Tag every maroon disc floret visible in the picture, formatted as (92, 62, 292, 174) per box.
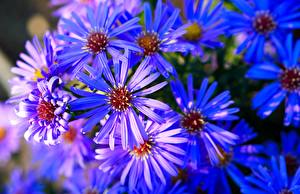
(181, 110, 205, 133)
(109, 86, 132, 111)
(37, 100, 56, 121)
(280, 68, 300, 91)
(86, 32, 109, 54)
(253, 11, 277, 34)
(137, 32, 160, 56)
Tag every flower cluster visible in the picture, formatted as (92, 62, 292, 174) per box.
(2, 0, 300, 193)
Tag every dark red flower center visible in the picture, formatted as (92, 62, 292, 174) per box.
(86, 32, 108, 54)
(131, 140, 153, 158)
(109, 87, 132, 111)
(37, 100, 56, 121)
(253, 11, 277, 34)
(137, 32, 160, 56)
(285, 155, 299, 176)
(0, 127, 6, 141)
(181, 110, 205, 133)
(279, 189, 293, 194)
(84, 188, 99, 194)
(280, 68, 300, 91)
(62, 127, 77, 143)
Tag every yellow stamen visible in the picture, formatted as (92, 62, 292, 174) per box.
(184, 22, 203, 41)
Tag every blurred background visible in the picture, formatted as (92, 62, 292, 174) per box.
(0, 0, 57, 100)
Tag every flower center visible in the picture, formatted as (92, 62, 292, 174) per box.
(181, 110, 205, 133)
(86, 32, 108, 54)
(62, 127, 77, 143)
(279, 189, 293, 194)
(253, 11, 277, 34)
(285, 155, 299, 176)
(183, 22, 203, 41)
(84, 188, 99, 194)
(109, 86, 132, 111)
(217, 148, 233, 167)
(137, 32, 160, 56)
(280, 68, 300, 91)
(33, 67, 49, 81)
(0, 127, 6, 141)
(131, 140, 153, 159)
(37, 100, 56, 121)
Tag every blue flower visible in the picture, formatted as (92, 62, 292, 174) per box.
(95, 114, 187, 191)
(241, 156, 300, 194)
(265, 131, 300, 176)
(201, 120, 265, 194)
(9, 33, 58, 103)
(170, 75, 239, 166)
(57, 3, 141, 75)
(17, 76, 71, 145)
(175, 0, 226, 57)
(69, 53, 170, 149)
(225, 0, 300, 62)
(131, 0, 191, 78)
(246, 34, 300, 127)
(5, 168, 44, 194)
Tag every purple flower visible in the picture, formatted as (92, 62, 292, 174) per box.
(130, 0, 191, 78)
(56, 3, 141, 75)
(9, 33, 58, 103)
(95, 113, 187, 191)
(17, 76, 71, 145)
(0, 103, 20, 164)
(69, 53, 170, 149)
(175, 0, 227, 57)
(246, 34, 300, 127)
(170, 75, 239, 166)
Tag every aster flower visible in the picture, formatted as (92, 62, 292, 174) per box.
(131, 0, 191, 78)
(9, 33, 58, 103)
(246, 34, 300, 127)
(0, 104, 20, 164)
(174, 0, 227, 57)
(225, 0, 300, 62)
(63, 163, 115, 194)
(5, 168, 44, 194)
(69, 54, 170, 149)
(50, 0, 99, 18)
(99, 0, 142, 16)
(17, 76, 71, 145)
(241, 156, 300, 194)
(201, 120, 265, 194)
(30, 120, 93, 180)
(95, 114, 187, 191)
(170, 75, 239, 166)
(57, 3, 141, 75)
(265, 131, 300, 176)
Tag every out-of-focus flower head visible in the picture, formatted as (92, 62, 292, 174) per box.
(9, 33, 59, 103)
(69, 53, 170, 149)
(56, 3, 141, 75)
(17, 76, 71, 145)
(0, 103, 20, 165)
(170, 74, 239, 167)
(265, 130, 300, 176)
(225, 0, 300, 62)
(246, 34, 300, 127)
(201, 120, 265, 194)
(241, 156, 300, 194)
(5, 168, 44, 194)
(95, 113, 187, 192)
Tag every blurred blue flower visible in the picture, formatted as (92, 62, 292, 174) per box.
(246, 34, 300, 127)
(95, 113, 187, 191)
(241, 156, 300, 194)
(265, 131, 300, 176)
(201, 120, 265, 194)
(69, 54, 169, 149)
(175, 0, 226, 57)
(9, 33, 58, 103)
(225, 0, 300, 62)
(57, 3, 140, 75)
(170, 75, 239, 166)
(5, 168, 44, 194)
(17, 77, 71, 145)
